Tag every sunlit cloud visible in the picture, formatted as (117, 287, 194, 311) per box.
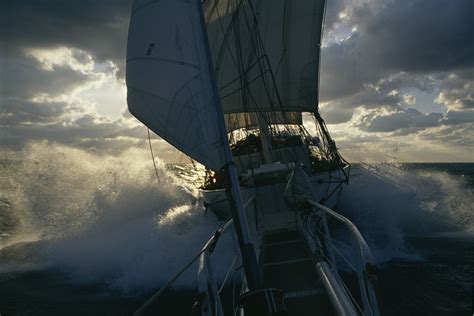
(435, 73, 474, 111)
(26, 47, 95, 73)
(26, 46, 127, 120)
(1, 0, 472, 162)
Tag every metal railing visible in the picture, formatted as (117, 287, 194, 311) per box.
(135, 194, 379, 316)
(306, 200, 380, 316)
(197, 218, 234, 316)
(197, 194, 256, 316)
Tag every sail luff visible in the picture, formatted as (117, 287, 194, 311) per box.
(196, 0, 262, 291)
(314, 0, 328, 112)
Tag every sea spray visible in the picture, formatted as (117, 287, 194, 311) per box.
(1, 143, 235, 293)
(337, 163, 473, 263)
(2, 143, 472, 294)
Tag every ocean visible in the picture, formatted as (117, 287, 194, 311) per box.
(1, 144, 473, 315)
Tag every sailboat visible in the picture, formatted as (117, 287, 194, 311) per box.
(126, 0, 380, 315)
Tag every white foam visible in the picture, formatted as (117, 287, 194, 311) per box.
(1, 143, 236, 293)
(337, 163, 473, 263)
(2, 144, 472, 292)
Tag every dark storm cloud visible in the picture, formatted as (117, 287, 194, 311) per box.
(320, 0, 474, 125)
(418, 123, 474, 147)
(357, 108, 442, 133)
(320, 105, 354, 124)
(443, 110, 474, 125)
(357, 108, 474, 134)
(2, 96, 146, 152)
(2, 0, 471, 98)
(0, 0, 143, 153)
(436, 69, 474, 110)
(1, 98, 67, 125)
(1, 0, 473, 155)
(3, 0, 471, 83)
(0, 0, 131, 70)
(352, 0, 474, 73)
(1, 56, 90, 99)
(323, 0, 346, 32)
(320, 71, 432, 122)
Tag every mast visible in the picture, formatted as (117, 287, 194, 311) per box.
(126, 0, 261, 290)
(197, 0, 261, 291)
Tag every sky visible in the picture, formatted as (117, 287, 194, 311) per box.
(1, 0, 473, 162)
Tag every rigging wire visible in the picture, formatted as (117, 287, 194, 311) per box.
(147, 128, 161, 182)
(134, 246, 208, 316)
(204, 0, 348, 174)
(133, 219, 232, 316)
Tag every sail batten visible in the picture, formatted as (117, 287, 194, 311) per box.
(127, 57, 200, 69)
(126, 0, 227, 170)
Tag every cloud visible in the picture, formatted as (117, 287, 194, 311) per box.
(320, 103, 354, 124)
(330, 119, 474, 162)
(322, 105, 474, 162)
(1, 97, 138, 151)
(320, 71, 436, 124)
(346, 0, 474, 73)
(357, 108, 443, 133)
(0, 45, 138, 153)
(1, 46, 123, 107)
(0, 0, 131, 73)
(0, 44, 177, 157)
(0, 56, 90, 99)
(323, 0, 347, 32)
(26, 47, 96, 73)
(418, 123, 474, 148)
(319, 0, 474, 129)
(1, 0, 473, 162)
(435, 71, 474, 110)
(355, 107, 474, 133)
(443, 110, 474, 125)
(1, 98, 67, 125)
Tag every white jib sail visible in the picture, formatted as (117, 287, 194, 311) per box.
(126, 0, 227, 170)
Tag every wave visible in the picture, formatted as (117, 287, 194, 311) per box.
(337, 163, 473, 262)
(1, 143, 472, 292)
(1, 143, 234, 294)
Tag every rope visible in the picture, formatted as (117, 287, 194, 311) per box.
(218, 254, 239, 294)
(336, 271, 366, 316)
(147, 128, 160, 182)
(134, 221, 228, 316)
(133, 246, 207, 316)
(330, 239, 358, 272)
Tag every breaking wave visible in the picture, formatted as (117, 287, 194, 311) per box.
(1, 143, 472, 292)
(337, 163, 473, 262)
(1, 143, 234, 293)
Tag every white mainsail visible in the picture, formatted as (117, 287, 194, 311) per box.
(126, 0, 227, 170)
(225, 111, 301, 132)
(204, 0, 326, 117)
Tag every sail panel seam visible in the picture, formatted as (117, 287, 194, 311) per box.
(127, 57, 199, 69)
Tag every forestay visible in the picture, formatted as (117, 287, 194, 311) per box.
(204, 0, 326, 115)
(126, 0, 227, 170)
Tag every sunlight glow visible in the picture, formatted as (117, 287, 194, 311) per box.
(26, 46, 127, 120)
